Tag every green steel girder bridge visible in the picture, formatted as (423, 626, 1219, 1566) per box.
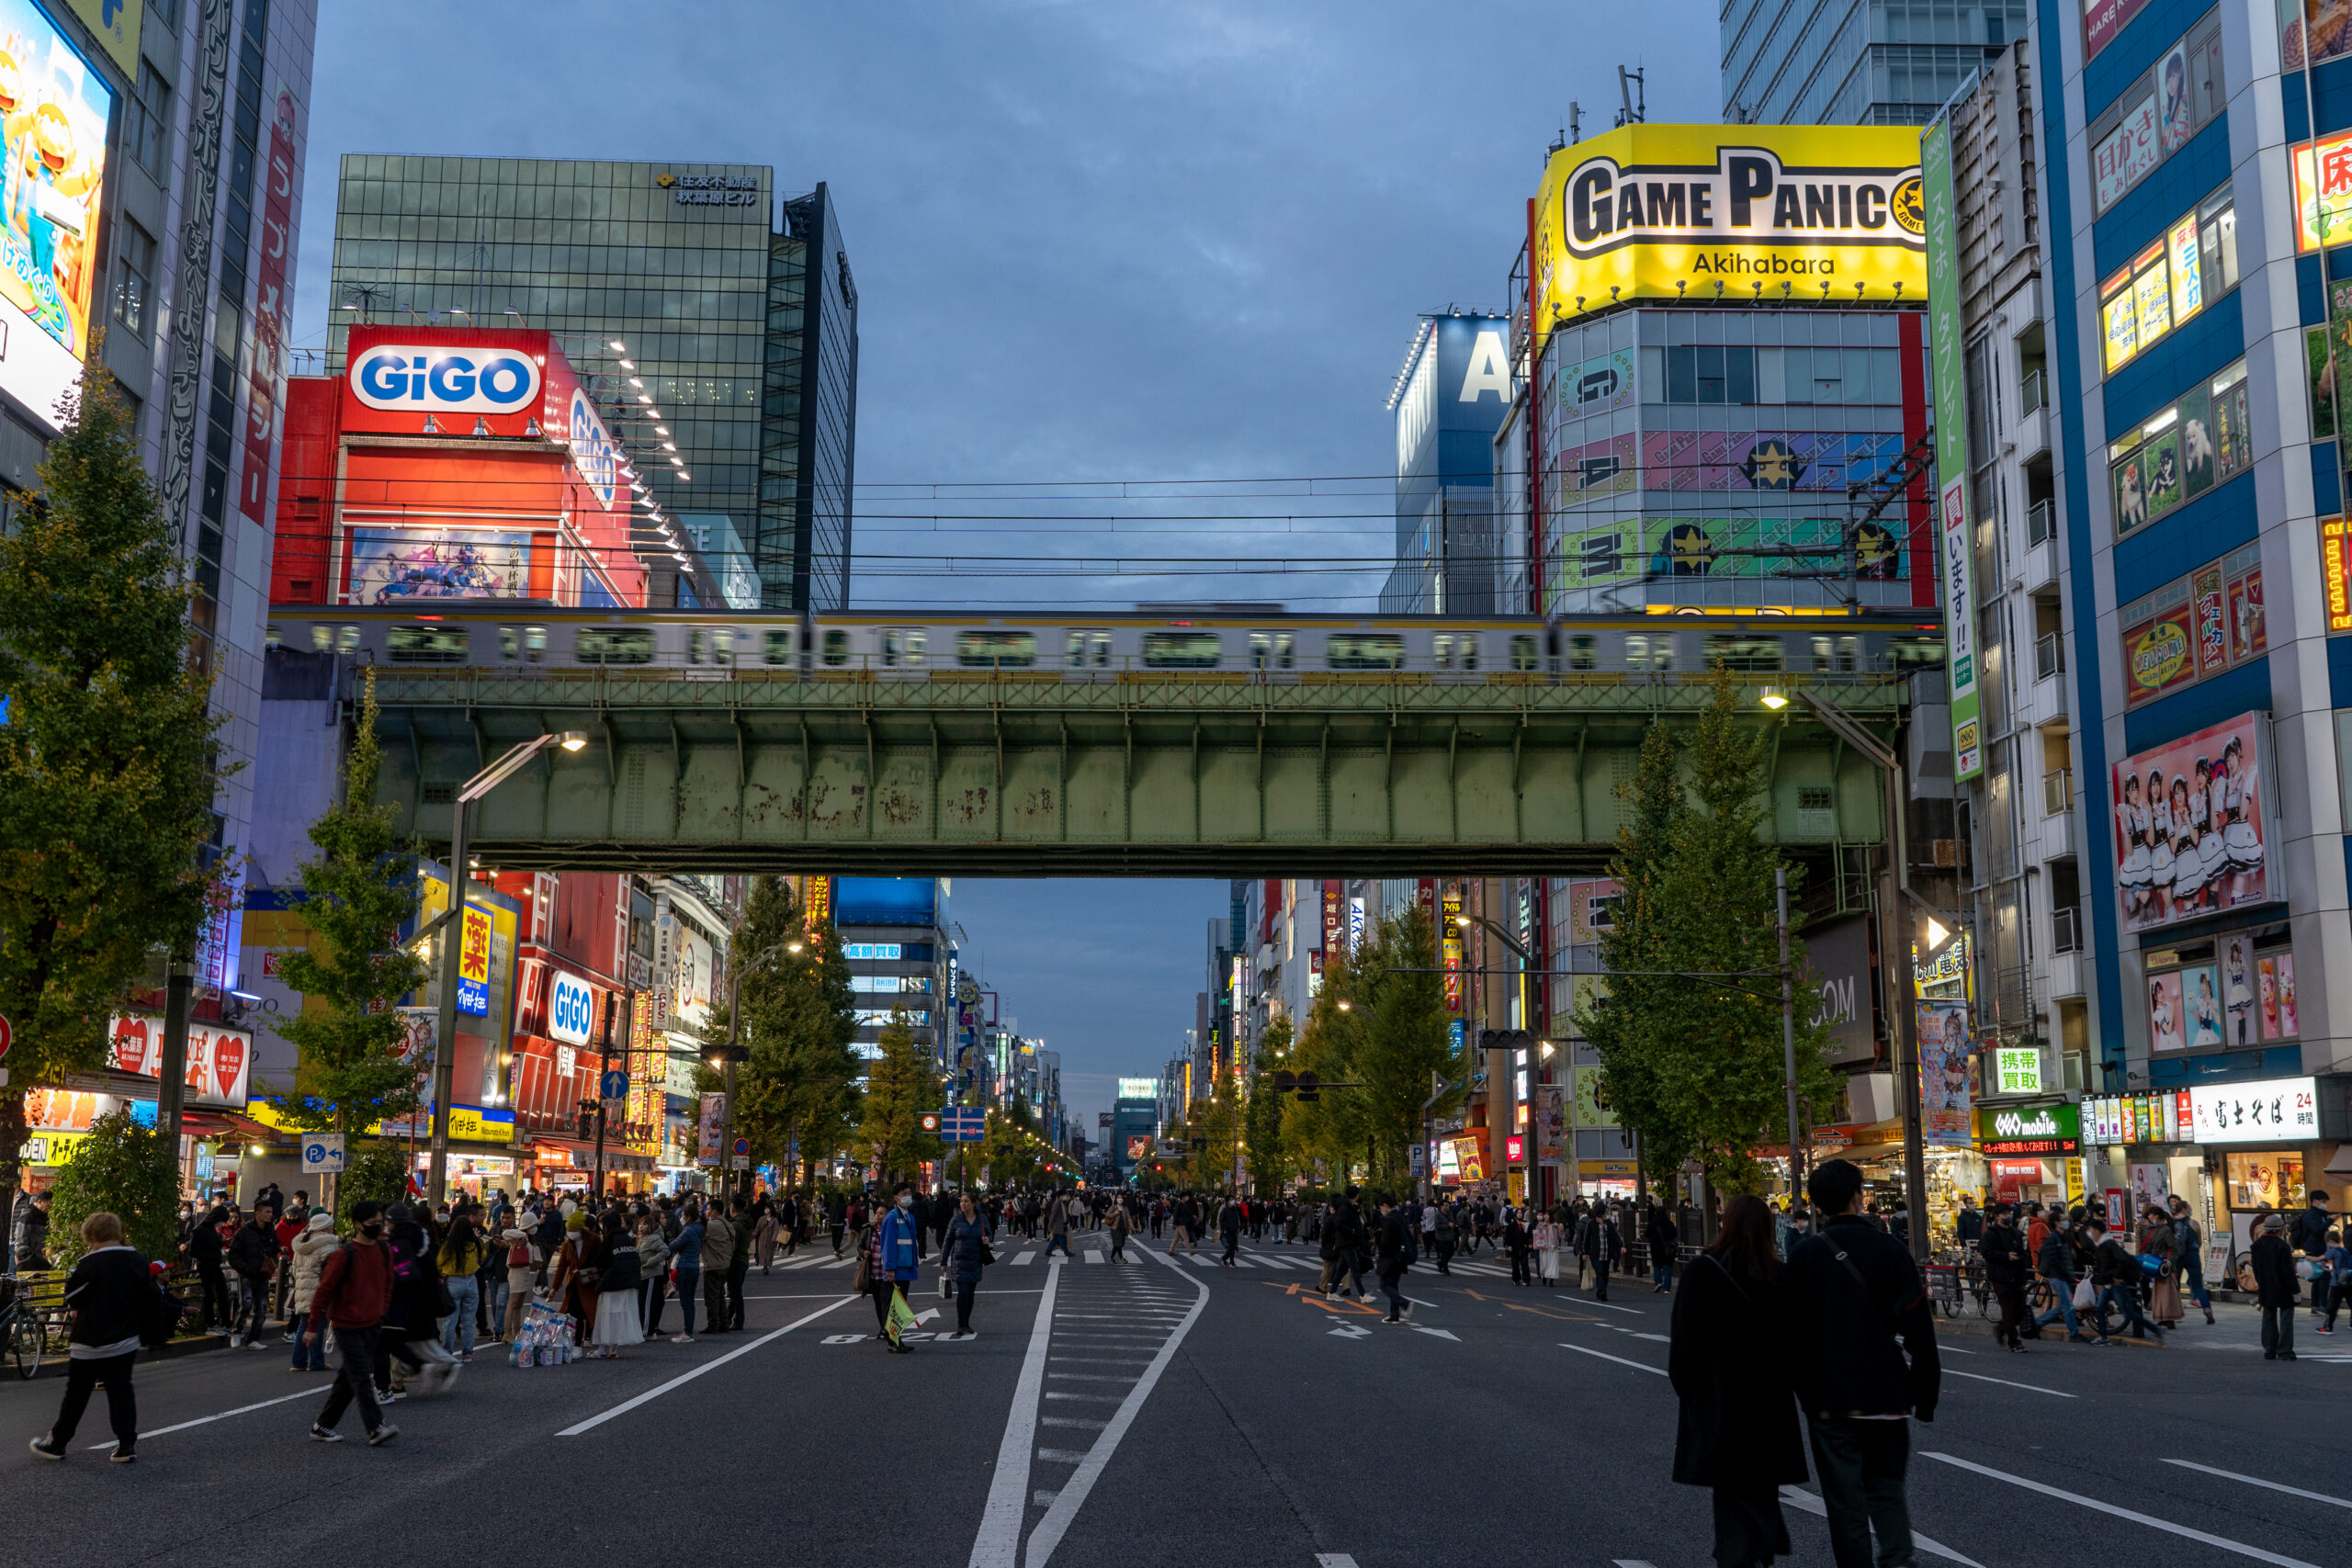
(364, 668, 1908, 875)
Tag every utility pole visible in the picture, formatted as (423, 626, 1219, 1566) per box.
(1777, 868, 1803, 1205)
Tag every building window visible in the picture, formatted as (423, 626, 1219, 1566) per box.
(127, 62, 171, 182)
(2099, 183, 2235, 373)
(113, 220, 155, 338)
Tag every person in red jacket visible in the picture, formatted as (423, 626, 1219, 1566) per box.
(303, 1201, 397, 1446)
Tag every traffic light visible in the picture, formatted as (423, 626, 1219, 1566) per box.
(1478, 1029, 1538, 1054)
(575, 1106, 594, 1140)
(708, 1044, 751, 1065)
(1271, 1069, 1319, 1102)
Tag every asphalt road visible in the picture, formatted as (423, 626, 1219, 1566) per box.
(3, 1232, 2348, 1568)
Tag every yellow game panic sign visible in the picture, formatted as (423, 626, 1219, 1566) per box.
(1533, 125, 1927, 339)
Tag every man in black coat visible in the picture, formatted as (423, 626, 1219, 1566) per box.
(1978, 1202, 2030, 1350)
(1575, 1203, 1622, 1301)
(2290, 1190, 2333, 1314)
(2251, 1212, 2302, 1360)
(1788, 1159, 1939, 1568)
(1374, 1197, 1414, 1323)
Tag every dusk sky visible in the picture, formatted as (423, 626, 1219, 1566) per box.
(293, 1, 1712, 1130)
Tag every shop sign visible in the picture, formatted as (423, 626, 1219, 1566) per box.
(547, 971, 596, 1046)
(1994, 1046, 2043, 1095)
(107, 1015, 252, 1108)
(1975, 1102, 2080, 1156)
(457, 906, 492, 1017)
(2188, 1076, 2317, 1145)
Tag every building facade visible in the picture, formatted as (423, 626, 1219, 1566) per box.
(1380, 310, 1515, 613)
(323, 157, 856, 611)
(1722, 0, 2030, 126)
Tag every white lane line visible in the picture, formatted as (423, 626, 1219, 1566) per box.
(1924, 1452, 2323, 1567)
(2160, 1459, 2352, 1510)
(90, 1382, 332, 1448)
(1580, 1298, 1646, 1315)
(1035, 1448, 1091, 1464)
(1317, 1557, 1363, 1568)
(968, 1258, 1064, 1568)
(1611, 1562, 1660, 1567)
(1021, 1245, 1211, 1568)
(1946, 1368, 2077, 1397)
(558, 1294, 857, 1437)
(1778, 1486, 1984, 1566)
(1557, 1341, 1666, 1376)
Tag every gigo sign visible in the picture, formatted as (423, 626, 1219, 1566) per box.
(350, 343, 543, 413)
(548, 971, 596, 1047)
(568, 386, 619, 509)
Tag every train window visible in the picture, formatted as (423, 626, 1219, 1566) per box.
(1249, 631, 1295, 670)
(1705, 635, 1783, 672)
(265, 623, 281, 650)
(1888, 636, 1947, 671)
(1625, 633, 1674, 672)
(688, 629, 738, 666)
(499, 626, 547, 662)
(312, 625, 360, 654)
(578, 627, 655, 665)
(822, 629, 850, 666)
(1328, 634, 1405, 671)
(1143, 631, 1221, 668)
(1433, 634, 1479, 671)
(388, 624, 469, 664)
(957, 630, 1037, 668)
(1566, 635, 1598, 671)
(1512, 634, 1542, 671)
(882, 627, 927, 668)
(763, 629, 795, 665)
(1811, 634, 1859, 673)
(1065, 630, 1111, 668)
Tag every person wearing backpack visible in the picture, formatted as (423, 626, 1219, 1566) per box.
(304, 1200, 397, 1446)
(28, 1212, 156, 1462)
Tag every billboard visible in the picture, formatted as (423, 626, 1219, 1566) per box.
(1532, 125, 1926, 338)
(1922, 118, 1981, 784)
(108, 1016, 253, 1109)
(2109, 712, 2279, 935)
(0, 1, 113, 433)
(835, 876, 938, 928)
(547, 970, 596, 1047)
(1916, 998, 1973, 1145)
(348, 526, 532, 603)
(672, 925, 714, 1028)
(1804, 914, 1875, 1066)
(1115, 1077, 1159, 1102)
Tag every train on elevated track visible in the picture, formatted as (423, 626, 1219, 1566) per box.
(266, 604, 1948, 682)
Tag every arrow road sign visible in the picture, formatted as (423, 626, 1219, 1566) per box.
(600, 1068, 629, 1100)
(302, 1134, 345, 1175)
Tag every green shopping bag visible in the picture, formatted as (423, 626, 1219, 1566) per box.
(886, 1287, 920, 1347)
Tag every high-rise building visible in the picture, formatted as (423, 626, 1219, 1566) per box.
(1721, 0, 2029, 126)
(1381, 311, 1514, 613)
(831, 878, 948, 1066)
(323, 158, 856, 610)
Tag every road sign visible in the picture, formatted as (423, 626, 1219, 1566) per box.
(733, 1137, 750, 1157)
(0, 1011, 11, 1058)
(600, 1068, 629, 1100)
(938, 1108, 986, 1144)
(302, 1134, 345, 1175)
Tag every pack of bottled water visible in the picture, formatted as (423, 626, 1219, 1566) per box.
(512, 1300, 578, 1368)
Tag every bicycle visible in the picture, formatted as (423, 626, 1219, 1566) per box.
(0, 1273, 66, 1380)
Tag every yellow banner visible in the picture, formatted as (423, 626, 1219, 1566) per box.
(62, 0, 140, 78)
(1533, 125, 1927, 342)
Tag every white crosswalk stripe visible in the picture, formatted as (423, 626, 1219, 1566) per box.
(1012, 1252, 1037, 1266)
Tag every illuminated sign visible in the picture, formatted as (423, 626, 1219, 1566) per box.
(567, 385, 618, 509)
(2326, 517, 2352, 633)
(1974, 1102, 2078, 1156)
(2188, 1076, 2318, 1145)
(1532, 125, 1925, 339)
(0, 0, 114, 434)
(349, 343, 544, 413)
(1923, 118, 1981, 784)
(2292, 130, 2352, 253)
(1116, 1078, 1159, 1101)
(843, 942, 901, 961)
(107, 1016, 252, 1108)
(1993, 1047, 2043, 1096)
(457, 906, 492, 1017)
(655, 171, 761, 207)
(547, 970, 595, 1046)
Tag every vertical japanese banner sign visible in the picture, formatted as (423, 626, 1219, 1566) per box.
(1322, 881, 1343, 964)
(456, 907, 492, 1017)
(239, 90, 298, 523)
(1442, 885, 1465, 1015)
(1922, 118, 1982, 783)
(804, 874, 831, 952)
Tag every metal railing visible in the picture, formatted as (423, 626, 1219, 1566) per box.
(2042, 767, 2072, 815)
(2052, 905, 2083, 954)
(2020, 367, 2048, 415)
(2034, 631, 2064, 682)
(2027, 499, 2054, 547)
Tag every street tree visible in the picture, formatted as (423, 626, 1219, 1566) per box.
(266, 669, 430, 1136)
(1293, 907, 1459, 1190)
(0, 364, 230, 1196)
(854, 1006, 941, 1183)
(1243, 1014, 1295, 1192)
(1581, 716, 1689, 1186)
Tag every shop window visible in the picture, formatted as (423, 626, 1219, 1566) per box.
(2224, 1151, 2303, 1212)
(2100, 183, 2235, 373)
(2109, 358, 2251, 540)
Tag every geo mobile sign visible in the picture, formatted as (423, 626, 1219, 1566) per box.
(1530, 124, 1928, 339)
(1921, 116, 1982, 783)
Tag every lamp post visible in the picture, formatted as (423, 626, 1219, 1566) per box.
(1790, 688, 1931, 1264)
(716, 937, 803, 1201)
(429, 730, 588, 1205)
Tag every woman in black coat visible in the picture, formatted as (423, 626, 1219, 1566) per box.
(1669, 1193, 1807, 1567)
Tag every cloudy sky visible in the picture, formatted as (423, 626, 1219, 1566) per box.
(294, 0, 1713, 1131)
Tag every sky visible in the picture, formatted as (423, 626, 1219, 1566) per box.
(295, 0, 1714, 1132)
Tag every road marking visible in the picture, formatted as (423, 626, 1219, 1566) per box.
(93, 1382, 332, 1448)
(1924, 1452, 2323, 1567)
(1329, 1324, 1372, 1338)
(1040, 1416, 1106, 1429)
(1043, 1391, 1126, 1402)
(2160, 1459, 2352, 1509)
(1046, 1371, 1138, 1382)
(1612, 1562, 1660, 1567)
(1410, 1325, 1460, 1341)
(1778, 1486, 1984, 1566)
(1317, 1557, 1363, 1568)
(1632, 1332, 1671, 1343)
(1020, 1245, 1211, 1568)
(556, 1296, 856, 1436)
(1035, 1448, 1091, 1463)
(1084, 1252, 1104, 1264)
(1579, 1298, 1646, 1315)
(1946, 1369, 2077, 1397)
(1013, 1252, 1036, 1266)
(968, 1258, 1063, 1568)
(1556, 1342, 1666, 1375)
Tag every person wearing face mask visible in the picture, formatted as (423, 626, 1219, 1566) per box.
(872, 1184, 922, 1350)
(305, 1201, 397, 1446)
(2030, 1212, 2093, 1342)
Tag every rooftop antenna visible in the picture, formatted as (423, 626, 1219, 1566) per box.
(1615, 64, 1646, 128)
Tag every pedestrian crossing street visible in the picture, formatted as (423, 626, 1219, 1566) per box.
(759, 1244, 1599, 1283)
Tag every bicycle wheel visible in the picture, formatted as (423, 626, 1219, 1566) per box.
(10, 1311, 41, 1380)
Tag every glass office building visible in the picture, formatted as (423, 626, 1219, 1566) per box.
(325, 158, 856, 609)
(1720, 0, 2028, 125)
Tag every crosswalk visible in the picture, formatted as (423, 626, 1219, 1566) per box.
(759, 1241, 1600, 1280)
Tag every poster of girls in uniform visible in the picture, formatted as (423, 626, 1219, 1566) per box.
(2110, 712, 2278, 934)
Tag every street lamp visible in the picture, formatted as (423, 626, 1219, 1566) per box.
(1783, 686, 1931, 1262)
(429, 730, 588, 1204)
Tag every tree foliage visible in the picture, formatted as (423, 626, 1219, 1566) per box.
(266, 669, 429, 1134)
(336, 1138, 413, 1223)
(1580, 679, 1837, 1195)
(1242, 1014, 1294, 1193)
(854, 1007, 940, 1183)
(0, 364, 228, 1195)
(695, 875, 861, 1184)
(46, 1107, 181, 1267)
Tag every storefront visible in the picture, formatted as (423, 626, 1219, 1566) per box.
(1973, 1101, 2083, 1210)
